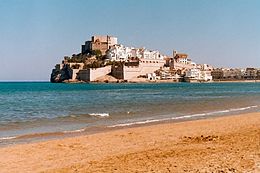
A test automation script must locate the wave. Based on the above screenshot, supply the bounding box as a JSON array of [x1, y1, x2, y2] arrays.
[[0, 113, 110, 141], [0, 112, 111, 128], [89, 113, 109, 117], [229, 105, 257, 112], [108, 105, 258, 128], [0, 105, 258, 142], [0, 136, 17, 140], [204, 105, 257, 115], [63, 128, 86, 133], [0, 128, 86, 142], [61, 113, 110, 119]]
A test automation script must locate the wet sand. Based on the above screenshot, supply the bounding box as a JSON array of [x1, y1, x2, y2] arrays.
[[0, 112, 259, 173]]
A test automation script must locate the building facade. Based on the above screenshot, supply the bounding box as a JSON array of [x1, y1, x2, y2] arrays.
[[185, 68, 212, 82], [106, 44, 165, 62], [77, 66, 112, 82], [244, 68, 258, 79], [171, 50, 195, 70], [106, 44, 133, 61], [111, 58, 165, 81], [82, 35, 118, 55]]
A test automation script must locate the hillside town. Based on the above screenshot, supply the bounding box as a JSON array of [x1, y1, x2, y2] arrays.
[[51, 35, 260, 83]]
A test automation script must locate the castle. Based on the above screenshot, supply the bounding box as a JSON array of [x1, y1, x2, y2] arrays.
[[50, 35, 260, 83]]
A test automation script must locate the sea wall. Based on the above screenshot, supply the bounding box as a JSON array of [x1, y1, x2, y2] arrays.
[[78, 66, 111, 82], [111, 65, 124, 79], [123, 60, 165, 80], [71, 69, 80, 80]]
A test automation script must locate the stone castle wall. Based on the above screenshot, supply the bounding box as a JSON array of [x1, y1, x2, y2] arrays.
[[77, 66, 111, 82]]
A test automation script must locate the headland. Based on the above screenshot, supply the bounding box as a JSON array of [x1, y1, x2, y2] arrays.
[[51, 35, 260, 84]]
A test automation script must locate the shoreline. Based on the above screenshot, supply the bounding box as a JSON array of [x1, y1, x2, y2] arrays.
[[63, 78, 260, 84], [0, 112, 259, 172], [1, 105, 258, 147]]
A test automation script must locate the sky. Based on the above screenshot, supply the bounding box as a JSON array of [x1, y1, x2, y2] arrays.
[[0, 0, 259, 81]]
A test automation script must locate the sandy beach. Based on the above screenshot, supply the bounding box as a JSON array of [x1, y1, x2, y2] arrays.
[[0, 112, 259, 173]]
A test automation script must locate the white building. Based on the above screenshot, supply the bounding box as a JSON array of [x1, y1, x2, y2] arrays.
[[106, 44, 132, 61], [141, 49, 164, 60], [196, 64, 213, 71], [185, 68, 200, 79], [147, 73, 160, 80], [201, 70, 213, 81], [106, 44, 165, 61], [130, 48, 142, 59], [172, 50, 196, 70], [185, 68, 212, 82]]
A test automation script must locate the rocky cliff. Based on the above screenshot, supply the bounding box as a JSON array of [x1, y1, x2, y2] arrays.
[[50, 64, 73, 83]]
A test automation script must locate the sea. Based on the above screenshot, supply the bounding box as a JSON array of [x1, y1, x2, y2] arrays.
[[0, 82, 259, 146]]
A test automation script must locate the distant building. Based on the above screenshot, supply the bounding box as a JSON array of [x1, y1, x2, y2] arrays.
[[211, 68, 250, 80], [244, 68, 258, 79], [147, 73, 160, 80], [185, 68, 212, 82], [174, 53, 189, 64], [82, 35, 118, 55], [153, 67, 182, 81], [141, 49, 164, 60], [211, 68, 224, 79], [196, 64, 213, 71], [111, 58, 165, 81], [171, 50, 195, 70], [106, 44, 134, 61], [223, 68, 244, 80], [106, 44, 165, 62]]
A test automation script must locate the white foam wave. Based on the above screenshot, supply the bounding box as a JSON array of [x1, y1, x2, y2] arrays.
[[108, 105, 258, 128], [63, 128, 85, 133], [206, 110, 230, 115], [0, 128, 87, 141], [89, 113, 109, 117], [230, 107, 249, 111], [109, 118, 174, 128], [171, 113, 207, 120], [207, 105, 258, 115], [0, 136, 17, 140]]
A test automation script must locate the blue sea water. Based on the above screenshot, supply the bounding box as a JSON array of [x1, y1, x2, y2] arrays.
[[0, 82, 259, 144]]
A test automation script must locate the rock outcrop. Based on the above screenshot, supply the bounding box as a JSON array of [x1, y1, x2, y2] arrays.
[[50, 64, 73, 83]]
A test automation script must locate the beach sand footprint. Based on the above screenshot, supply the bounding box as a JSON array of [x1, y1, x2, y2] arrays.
[[181, 135, 220, 143]]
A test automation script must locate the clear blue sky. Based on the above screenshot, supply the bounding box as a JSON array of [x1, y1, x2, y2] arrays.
[[0, 0, 259, 81]]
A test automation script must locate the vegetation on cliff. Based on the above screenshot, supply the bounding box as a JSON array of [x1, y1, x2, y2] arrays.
[[50, 64, 72, 83], [50, 49, 117, 82]]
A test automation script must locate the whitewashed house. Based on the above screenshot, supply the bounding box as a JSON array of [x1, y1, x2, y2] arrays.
[[106, 44, 132, 61], [185, 68, 212, 82], [106, 44, 165, 61]]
